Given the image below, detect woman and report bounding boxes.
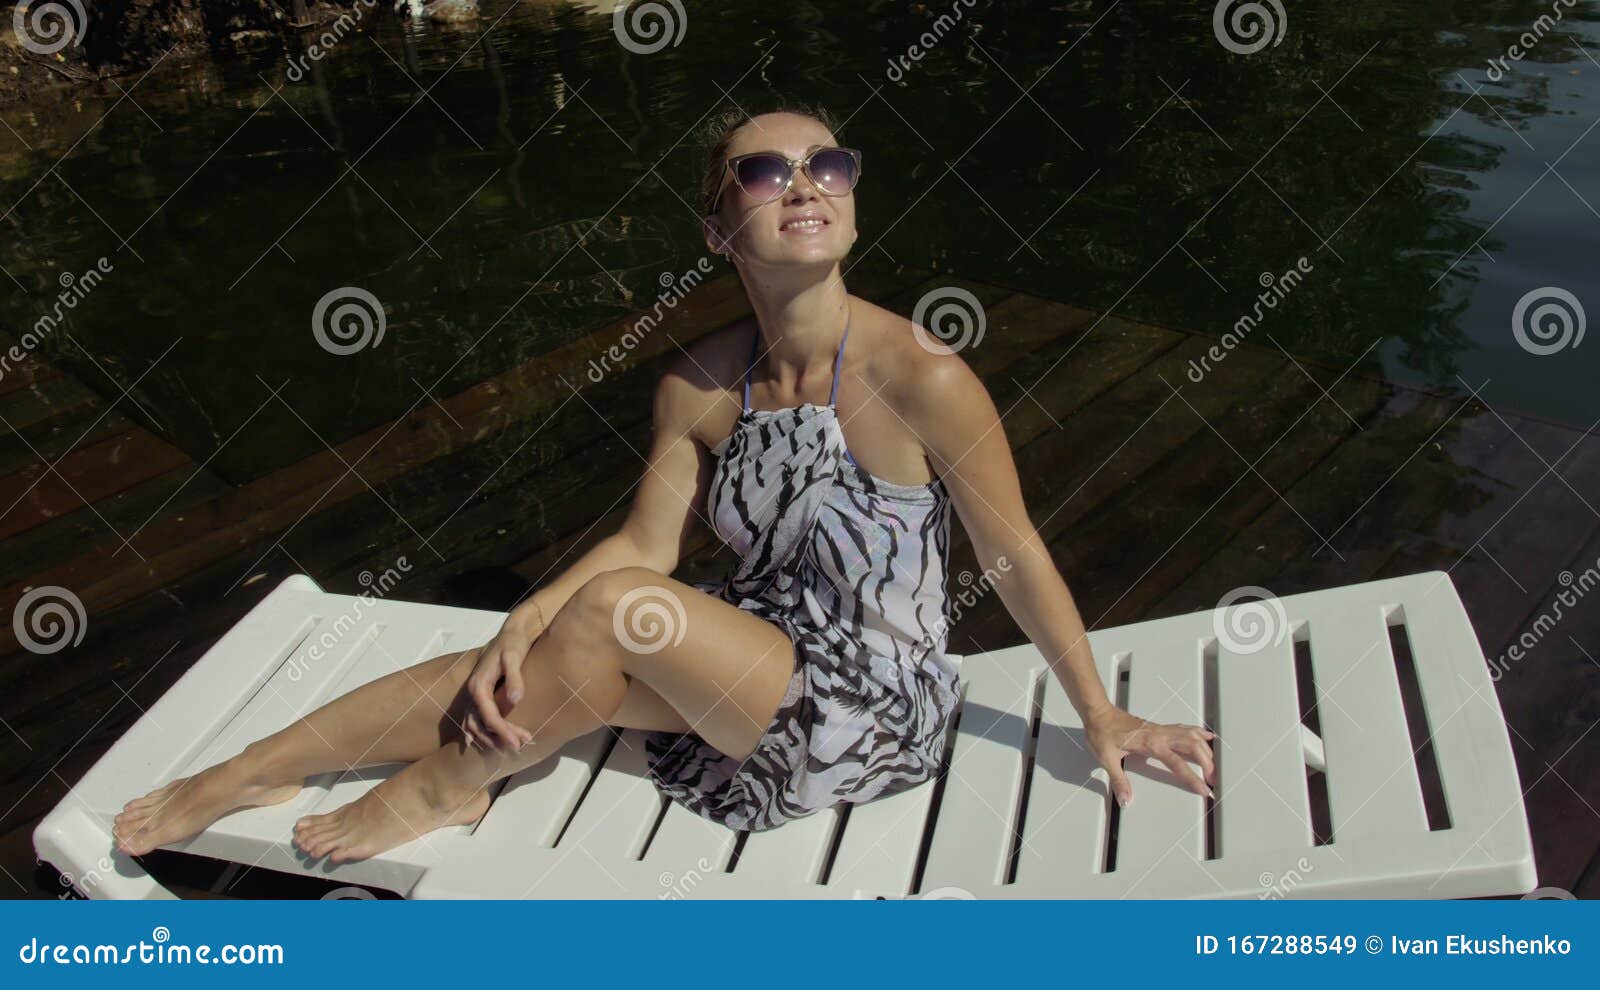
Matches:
[114,104,1215,864]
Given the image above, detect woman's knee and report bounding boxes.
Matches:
[564,567,686,673]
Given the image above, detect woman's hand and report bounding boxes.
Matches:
[1085,705,1216,808]
[462,602,548,751]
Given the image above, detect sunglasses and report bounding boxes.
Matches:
[709,145,862,215]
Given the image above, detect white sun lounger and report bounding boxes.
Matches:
[35,570,1535,900]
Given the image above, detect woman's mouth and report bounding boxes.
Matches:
[779,217,830,234]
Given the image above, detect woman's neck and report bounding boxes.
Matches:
[743,269,851,389]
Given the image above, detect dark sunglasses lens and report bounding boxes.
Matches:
[809,149,858,195]
[733,155,791,201]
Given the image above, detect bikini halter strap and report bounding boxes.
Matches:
[741,305,852,413]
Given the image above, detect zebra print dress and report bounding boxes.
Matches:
[644,310,964,831]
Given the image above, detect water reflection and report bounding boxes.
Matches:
[0,0,1595,484]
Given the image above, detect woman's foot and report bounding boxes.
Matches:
[293,760,490,865]
[113,761,300,856]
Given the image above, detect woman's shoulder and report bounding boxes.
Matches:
[655,317,753,445]
[853,296,986,419]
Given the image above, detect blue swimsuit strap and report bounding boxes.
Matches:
[741,306,853,413]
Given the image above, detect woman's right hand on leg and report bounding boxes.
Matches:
[463,601,547,751]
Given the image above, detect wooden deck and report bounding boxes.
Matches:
[1,261,1595,899]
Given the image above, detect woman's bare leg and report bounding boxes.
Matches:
[112,645,491,855]
[293,567,797,863]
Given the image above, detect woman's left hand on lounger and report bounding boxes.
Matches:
[1085,706,1216,808]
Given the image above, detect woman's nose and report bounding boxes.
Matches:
[785,168,822,202]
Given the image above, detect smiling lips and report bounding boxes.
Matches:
[779,213,830,234]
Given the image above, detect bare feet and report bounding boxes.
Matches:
[293,762,490,865]
[114,761,300,856]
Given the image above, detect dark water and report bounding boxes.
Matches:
[2,0,1598,483]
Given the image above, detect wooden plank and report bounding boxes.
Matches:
[0,270,769,646]
[0,428,191,540]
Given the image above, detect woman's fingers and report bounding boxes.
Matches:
[1105,758,1134,808]
[1155,747,1213,798]
[1172,733,1217,785]
[468,662,518,750]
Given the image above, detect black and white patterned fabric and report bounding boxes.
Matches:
[644,316,962,831]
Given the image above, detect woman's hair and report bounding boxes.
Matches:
[696,101,843,218]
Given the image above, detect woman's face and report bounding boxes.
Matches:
[704,112,858,271]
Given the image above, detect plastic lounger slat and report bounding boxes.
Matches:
[1014,642,1116,887]
[917,651,1038,891]
[477,729,614,848]
[825,781,933,895]
[1395,581,1528,886]
[553,730,664,869]
[645,802,739,871]
[1116,633,1208,879]
[1216,635,1314,856]
[1307,603,1429,843]
[734,806,839,887]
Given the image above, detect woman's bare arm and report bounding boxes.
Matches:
[898,348,1115,724]
[514,350,718,628]
[899,336,1215,805]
